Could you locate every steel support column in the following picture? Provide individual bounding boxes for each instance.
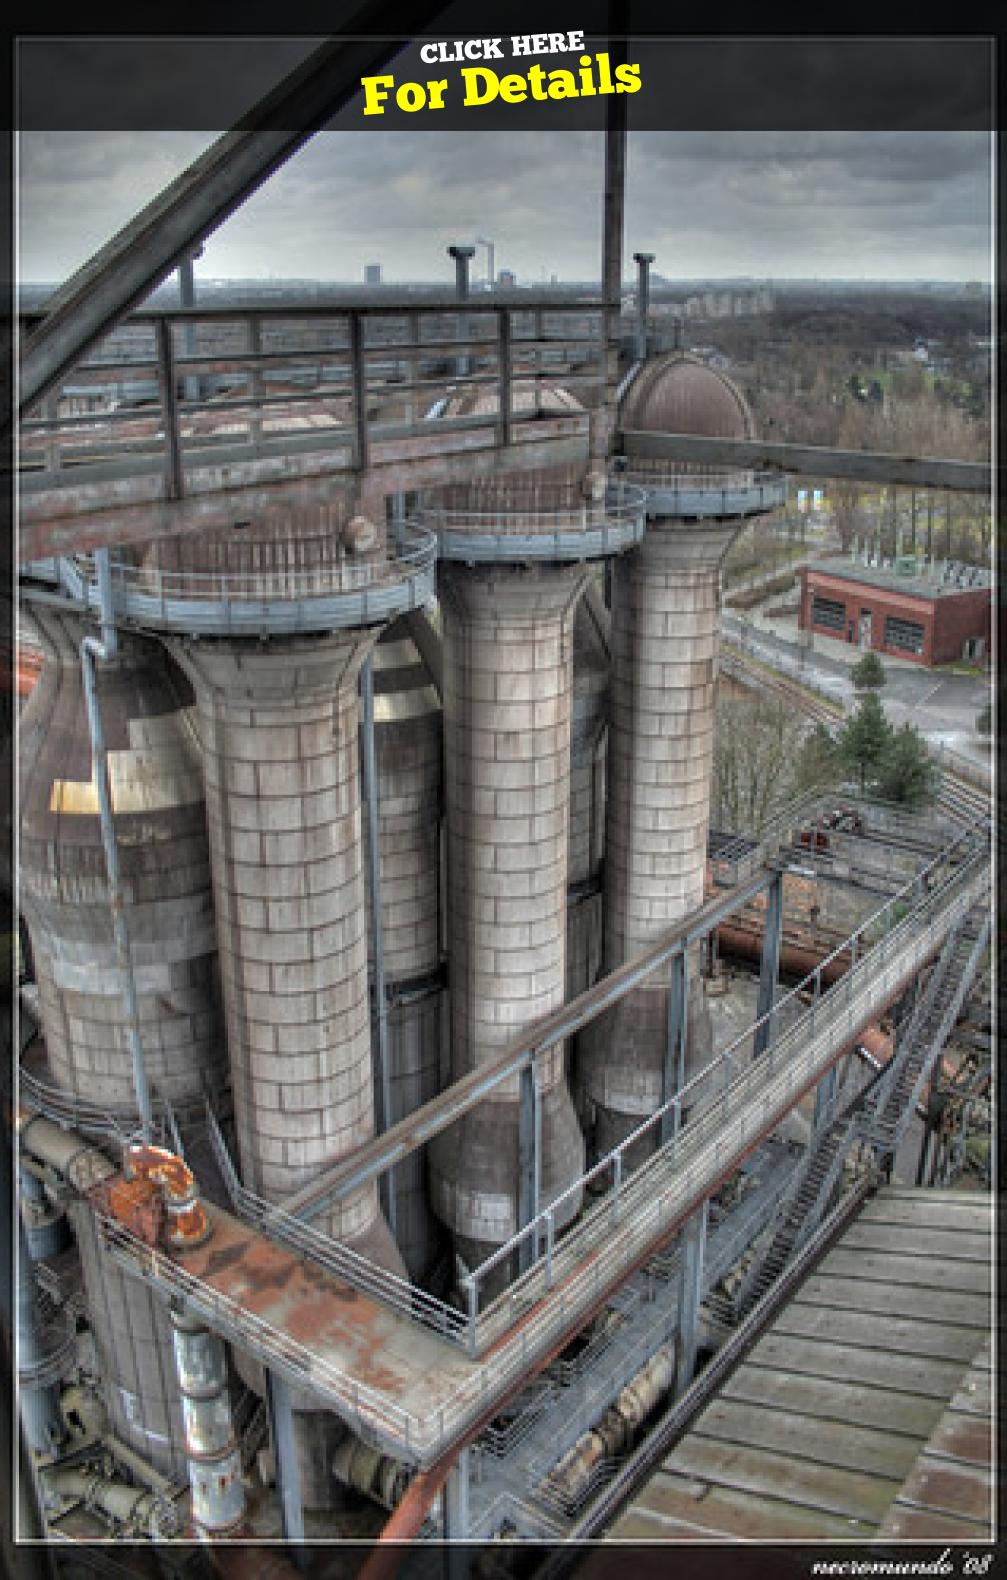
[360,653,396,1239]
[814,1063,838,1131]
[675,1200,708,1398]
[660,948,688,1143]
[517,1062,539,1275]
[265,1370,304,1547]
[442,1446,470,1569]
[754,871,783,1059]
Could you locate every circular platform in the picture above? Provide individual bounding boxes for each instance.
[420,483,647,564]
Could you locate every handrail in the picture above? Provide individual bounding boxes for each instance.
[29,525,438,636]
[83,835,986,1467]
[203,1107,468,1347]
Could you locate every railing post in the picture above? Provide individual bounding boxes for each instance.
[754,869,783,1058]
[611,1150,623,1224]
[517,1060,537,1274]
[497,309,512,447]
[248,315,264,448]
[350,312,368,471]
[661,947,688,1143]
[155,317,184,499]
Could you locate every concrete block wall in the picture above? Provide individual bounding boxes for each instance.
[576,517,743,1154]
[172,630,405,1512]
[429,563,587,1274]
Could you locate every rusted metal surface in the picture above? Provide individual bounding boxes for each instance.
[19,417,589,563]
[163,1202,478,1417]
[878,1338,993,1539]
[125,1144,211,1248]
[714,914,853,984]
[90,1175,164,1248]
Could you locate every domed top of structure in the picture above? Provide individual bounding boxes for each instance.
[620,351,755,439]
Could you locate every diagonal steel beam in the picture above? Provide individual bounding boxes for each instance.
[18,2,448,418]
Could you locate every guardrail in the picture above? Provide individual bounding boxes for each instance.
[418,484,646,563]
[462,833,989,1352]
[23,524,437,636]
[204,1106,469,1348]
[18,300,604,525]
[88,829,987,1467]
[613,466,787,520]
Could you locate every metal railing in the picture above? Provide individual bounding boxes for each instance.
[462,833,989,1350]
[17,1058,186,1159]
[28,524,437,636]
[85,827,986,1468]
[613,465,788,520]
[418,483,647,563]
[204,1106,469,1347]
[18,300,604,523]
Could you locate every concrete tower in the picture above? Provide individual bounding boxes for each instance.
[421,433,645,1285]
[577,353,783,1157]
[152,502,432,1508]
[19,606,224,1476]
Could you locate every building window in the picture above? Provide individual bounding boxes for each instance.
[812,594,846,632]
[883,615,925,655]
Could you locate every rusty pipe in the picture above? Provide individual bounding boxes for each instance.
[715,920,851,985]
[356,1459,456,1580]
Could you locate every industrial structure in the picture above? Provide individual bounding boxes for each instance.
[11,32,993,1564]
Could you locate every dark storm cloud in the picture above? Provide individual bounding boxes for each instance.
[18,126,990,285]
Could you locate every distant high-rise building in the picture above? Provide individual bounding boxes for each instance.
[497,269,517,288]
[365,263,381,286]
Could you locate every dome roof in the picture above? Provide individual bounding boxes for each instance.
[620,351,755,439]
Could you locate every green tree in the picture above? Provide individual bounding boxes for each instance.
[840,692,891,791]
[873,722,936,807]
[975,702,992,736]
[851,650,887,691]
[796,722,844,793]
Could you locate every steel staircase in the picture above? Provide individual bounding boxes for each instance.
[863,903,990,1161]
[715,895,990,1330]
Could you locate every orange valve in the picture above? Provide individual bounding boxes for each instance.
[124,1144,212,1250]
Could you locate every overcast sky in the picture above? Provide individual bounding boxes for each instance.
[17,127,993,288]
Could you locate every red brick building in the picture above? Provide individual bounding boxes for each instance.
[799,559,991,667]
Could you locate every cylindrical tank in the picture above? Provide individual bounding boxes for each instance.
[364,625,447,1288]
[429,558,587,1283]
[164,506,407,1510]
[577,354,757,1158]
[18,604,227,1477]
[19,607,225,1112]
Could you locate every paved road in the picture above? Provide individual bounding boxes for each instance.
[725,611,992,771]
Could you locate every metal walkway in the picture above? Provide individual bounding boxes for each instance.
[722,899,990,1323]
[61,841,986,1471]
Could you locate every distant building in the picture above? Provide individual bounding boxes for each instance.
[364,263,381,286]
[497,269,517,288]
[799,558,991,666]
